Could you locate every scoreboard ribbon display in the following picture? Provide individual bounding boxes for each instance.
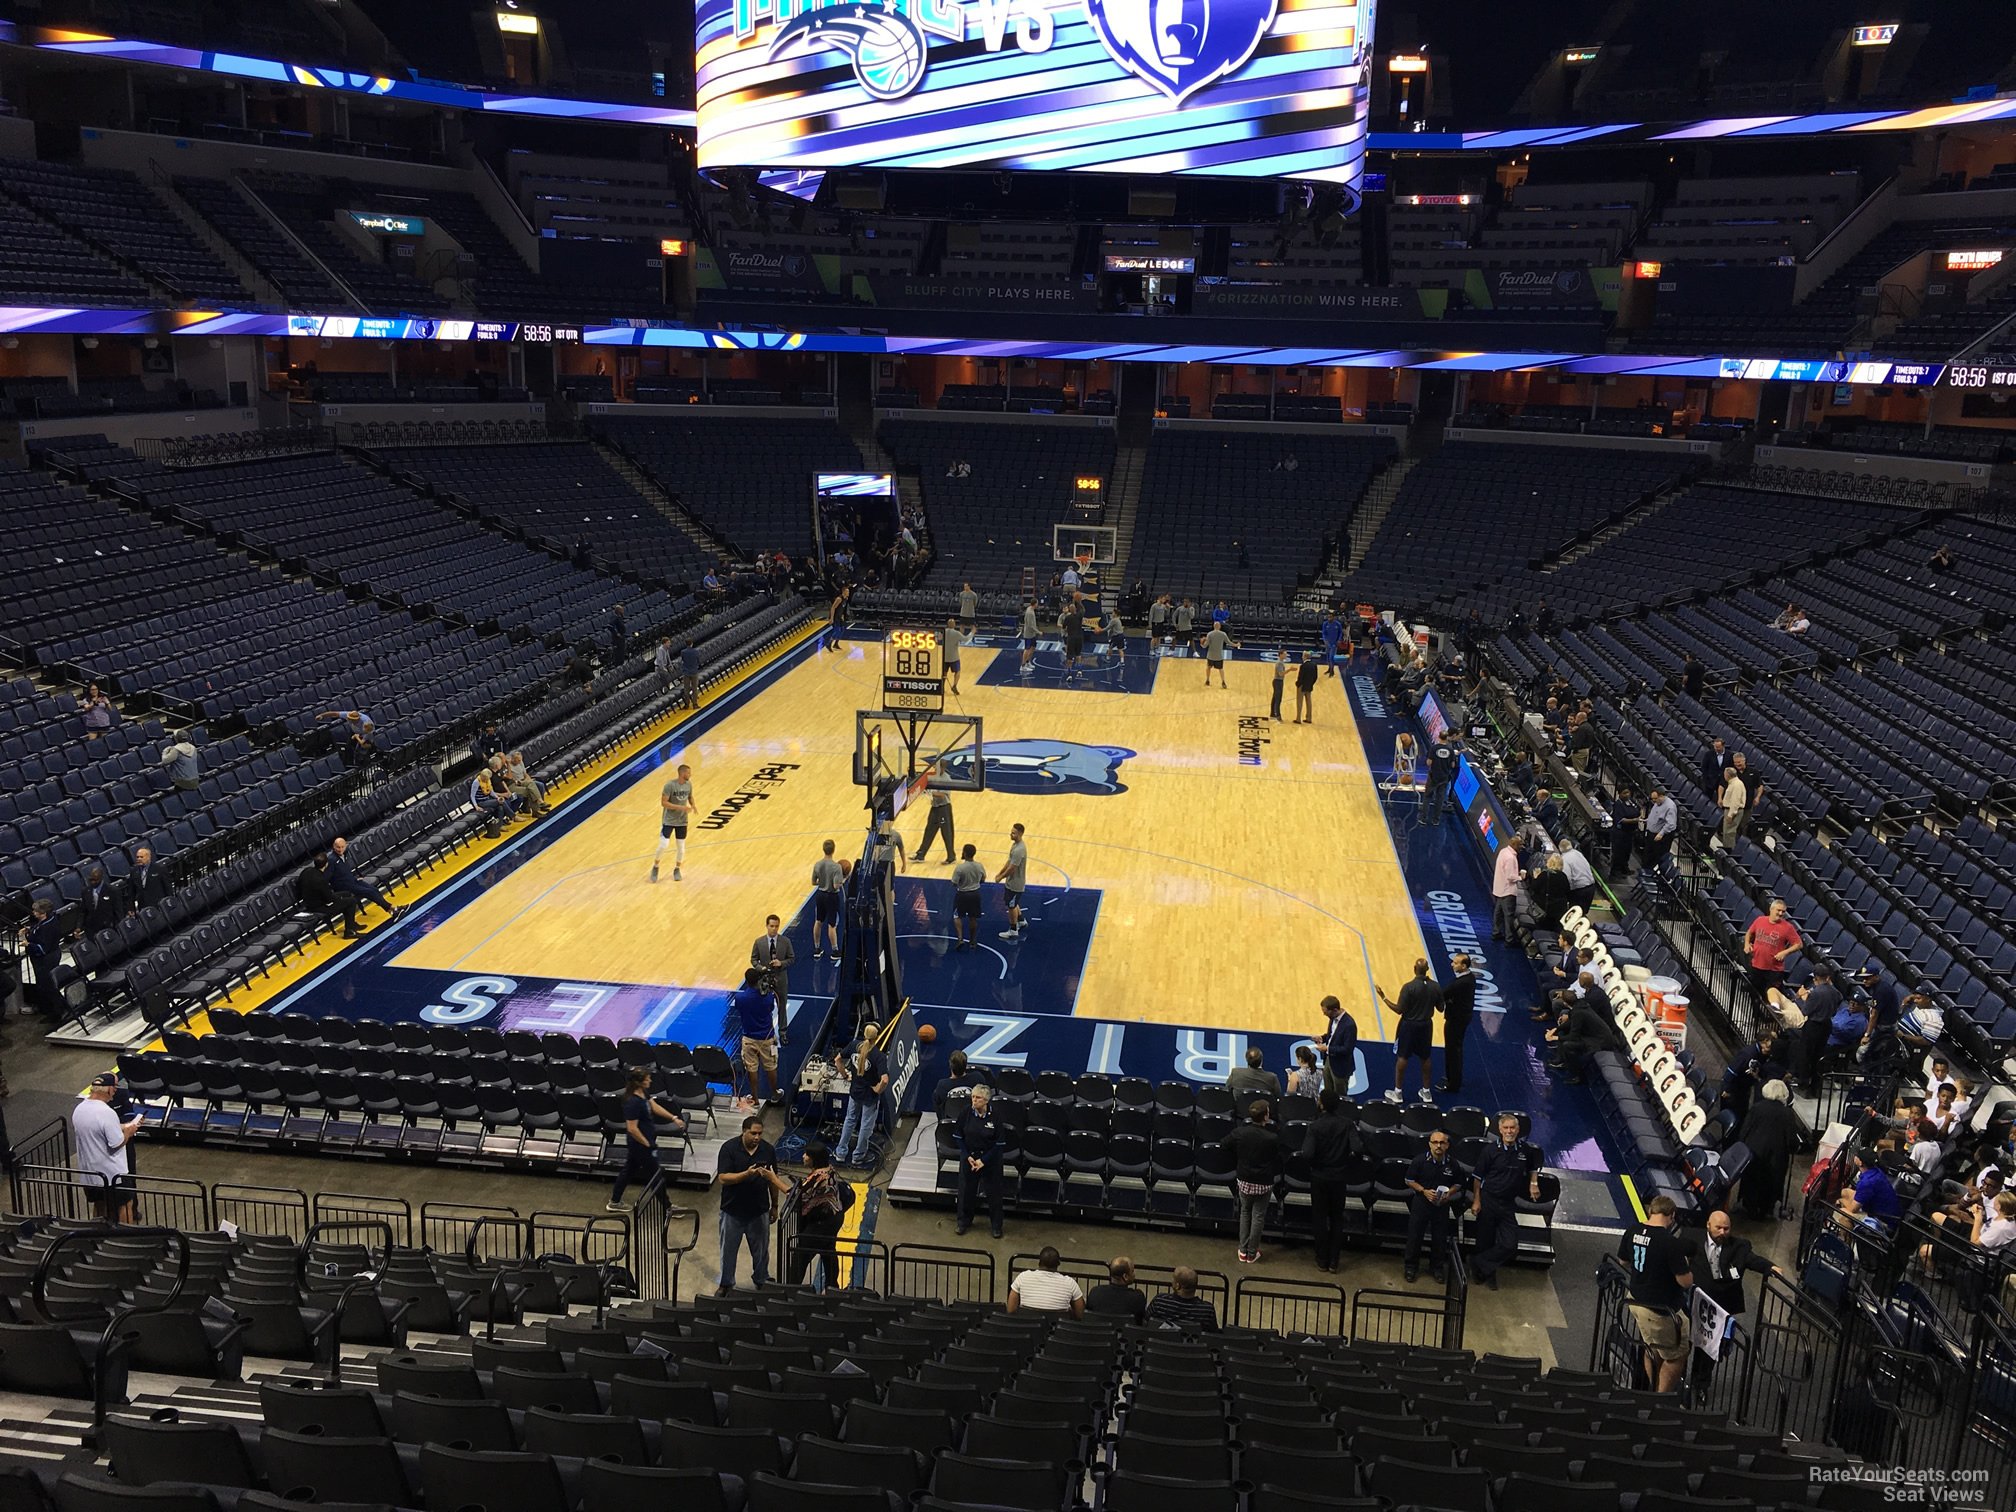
[696,0,1375,187]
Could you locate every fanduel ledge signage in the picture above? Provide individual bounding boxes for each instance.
[701,248,833,293]
[1488,266,1599,306]
[862,275,1100,310]
[1190,284,1426,318]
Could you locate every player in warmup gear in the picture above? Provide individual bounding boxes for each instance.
[824,584,850,653]
[652,763,695,882]
[811,839,846,959]
[1019,601,1039,675]
[1378,958,1445,1106]
[942,616,964,694]
[1061,598,1086,683]
[996,822,1029,941]
[1202,623,1231,687]
[951,843,986,950]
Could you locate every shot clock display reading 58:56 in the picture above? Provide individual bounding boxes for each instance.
[882,628,946,712]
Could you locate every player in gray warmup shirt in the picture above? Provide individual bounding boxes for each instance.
[995,822,1029,941]
[951,843,987,950]
[652,764,694,882]
[1203,625,1230,688]
[942,619,964,694]
[959,583,978,628]
[811,839,846,959]
[1020,602,1039,676]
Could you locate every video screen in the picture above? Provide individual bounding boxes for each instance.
[1452,754,1480,814]
[1418,690,1450,747]
[816,472,895,497]
[696,0,1376,187]
[816,472,900,563]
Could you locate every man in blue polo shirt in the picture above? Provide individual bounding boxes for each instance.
[1838,1146,1902,1231]
[730,968,780,1111]
[1319,612,1345,677]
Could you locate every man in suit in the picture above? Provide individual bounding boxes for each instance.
[295,853,363,939]
[125,847,167,913]
[752,914,796,1045]
[80,867,120,935]
[1685,1208,1783,1386]
[1546,994,1619,1084]
[327,836,401,920]
[1438,953,1478,1094]
[1699,737,1731,801]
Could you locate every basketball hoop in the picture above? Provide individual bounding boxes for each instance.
[1073,547,1096,580]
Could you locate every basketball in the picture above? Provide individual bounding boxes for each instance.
[839,858,853,876]
[917,1024,937,1043]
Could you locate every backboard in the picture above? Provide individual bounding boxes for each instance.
[854,709,985,801]
[1052,523,1117,565]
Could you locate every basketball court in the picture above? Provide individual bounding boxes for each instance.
[217,615,1630,1206]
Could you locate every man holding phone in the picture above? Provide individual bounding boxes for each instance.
[715,1115,791,1293]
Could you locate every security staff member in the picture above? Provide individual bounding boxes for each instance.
[1608,787,1643,876]
[1468,1113,1544,1290]
[1403,1129,1463,1284]
[954,1084,1005,1240]
[22,900,67,1020]
[1422,737,1460,824]
[1685,1207,1782,1384]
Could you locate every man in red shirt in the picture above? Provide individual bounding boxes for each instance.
[1744,898,1804,1015]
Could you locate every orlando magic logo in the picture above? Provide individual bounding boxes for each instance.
[768,2,930,99]
[935,740,1137,796]
[1085,0,1279,103]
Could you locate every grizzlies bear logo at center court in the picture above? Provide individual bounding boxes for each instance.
[935,739,1137,796]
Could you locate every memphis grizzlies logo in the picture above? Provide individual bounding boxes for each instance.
[1085,0,1278,103]
[768,4,930,99]
[936,739,1136,796]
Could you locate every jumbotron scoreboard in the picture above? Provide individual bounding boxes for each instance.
[882,628,946,712]
[697,0,1377,194]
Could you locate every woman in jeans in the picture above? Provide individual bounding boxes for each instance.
[1221,1099,1283,1265]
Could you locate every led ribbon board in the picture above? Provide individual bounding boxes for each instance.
[695,0,1375,186]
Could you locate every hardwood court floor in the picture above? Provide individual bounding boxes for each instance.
[394,641,1426,1039]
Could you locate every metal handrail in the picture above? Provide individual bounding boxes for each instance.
[299,1218,397,1384]
[462,1217,523,1340]
[31,1224,189,1446]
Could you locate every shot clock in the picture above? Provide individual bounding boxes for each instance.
[882,628,946,712]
